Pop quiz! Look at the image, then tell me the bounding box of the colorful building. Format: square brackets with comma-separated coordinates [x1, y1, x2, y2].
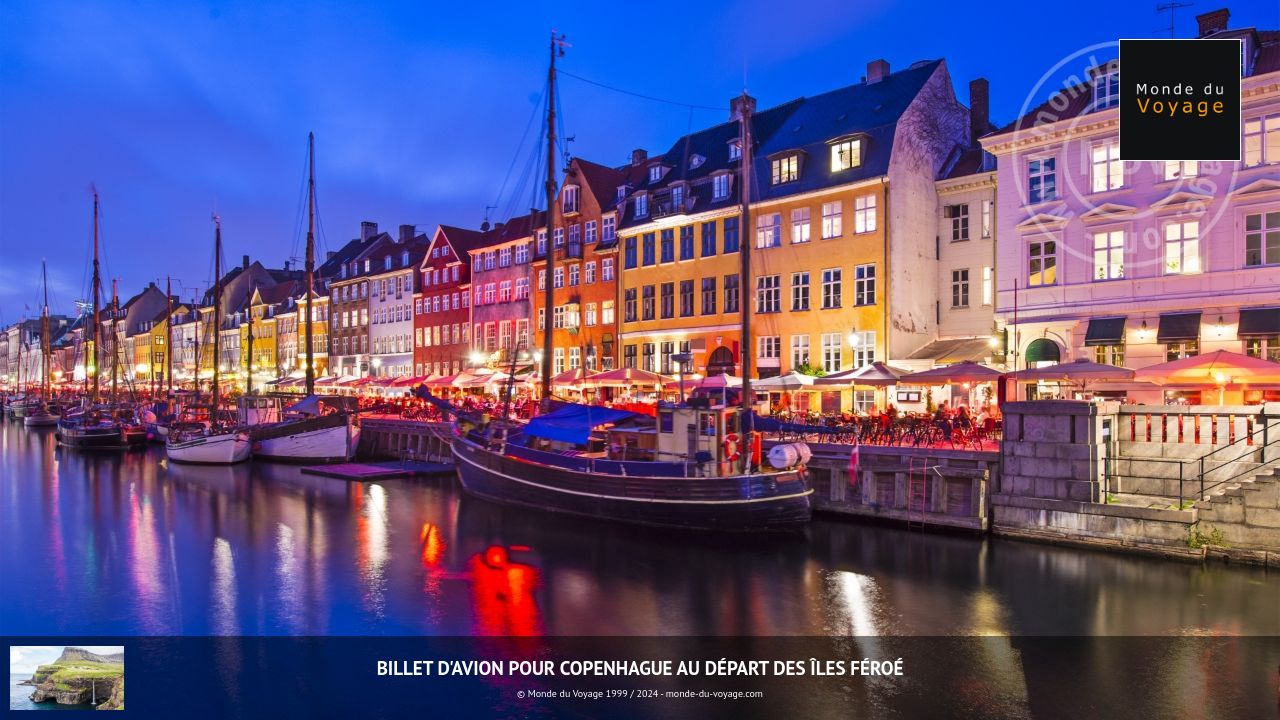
[366, 225, 427, 378]
[468, 212, 542, 369]
[328, 222, 392, 377]
[981, 9, 1280, 403]
[415, 224, 484, 377]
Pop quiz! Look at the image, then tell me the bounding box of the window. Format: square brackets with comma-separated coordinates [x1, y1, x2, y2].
[756, 213, 781, 248]
[1094, 344, 1126, 366]
[724, 217, 740, 253]
[821, 268, 842, 309]
[624, 289, 637, 322]
[758, 336, 780, 361]
[981, 200, 993, 238]
[553, 228, 564, 248]
[1166, 339, 1199, 362]
[602, 216, 616, 242]
[536, 229, 547, 255]
[788, 207, 811, 244]
[585, 220, 597, 244]
[1090, 141, 1124, 192]
[660, 229, 674, 263]
[1092, 71, 1118, 110]
[945, 204, 970, 242]
[821, 333, 842, 373]
[585, 302, 597, 327]
[790, 335, 810, 369]
[641, 343, 655, 371]
[568, 224, 580, 251]
[724, 274, 740, 313]
[642, 285, 655, 320]
[712, 173, 730, 201]
[1092, 230, 1125, 280]
[642, 232, 656, 266]
[1028, 157, 1057, 203]
[584, 261, 596, 284]
[951, 269, 970, 308]
[562, 185, 579, 214]
[499, 247, 511, 267]
[853, 390, 875, 413]
[568, 346, 581, 369]
[660, 282, 674, 319]
[791, 272, 810, 311]
[830, 138, 861, 171]
[537, 269, 546, 290]
[853, 195, 876, 234]
[1245, 211, 1280, 267]
[624, 236, 637, 268]
[701, 277, 717, 315]
[1245, 337, 1280, 362]
[755, 275, 781, 313]
[821, 201, 842, 239]
[634, 194, 648, 218]
[601, 301, 614, 325]
[1244, 114, 1280, 166]
[659, 341, 674, 374]
[553, 267, 564, 289]
[771, 155, 799, 185]
[498, 280, 512, 302]
[1163, 160, 1200, 181]
[982, 266, 994, 306]
[1028, 240, 1057, 286]
[728, 141, 741, 161]
[679, 280, 694, 317]
[568, 264, 579, 287]
[485, 251, 497, 270]
[553, 348, 565, 373]
[1164, 221, 1201, 274]
[850, 331, 875, 368]
[602, 258, 614, 281]
[670, 185, 684, 212]
[624, 344, 636, 368]
[680, 226, 694, 260]
[854, 264, 876, 306]
[648, 165, 662, 183]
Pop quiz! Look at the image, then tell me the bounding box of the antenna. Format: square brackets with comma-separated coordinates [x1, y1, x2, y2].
[1157, 2, 1193, 38]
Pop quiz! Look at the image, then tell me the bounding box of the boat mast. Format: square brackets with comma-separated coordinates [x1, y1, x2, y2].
[91, 192, 101, 404]
[737, 91, 754, 468]
[192, 293, 201, 401]
[110, 278, 119, 404]
[246, 284, 255, 396]
[538, 31, 565, 403]
[213, 216, 223, 419]
[41, 260, 50, 402]
[166, 277, 173, 395]
[304, 132, 316, 396]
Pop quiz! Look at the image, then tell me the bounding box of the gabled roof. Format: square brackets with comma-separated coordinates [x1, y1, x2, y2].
[571, 158, 629, 211]
[433, 224, 492, 258]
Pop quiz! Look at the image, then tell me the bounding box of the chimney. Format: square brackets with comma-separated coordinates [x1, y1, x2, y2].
[969, 78, 990, 145]
[326, 250, 336, 260]
[480, 220, 491, 232]
[284, 260, 291, 271]
[630, 148, 648, 166]
[360, 220, 377, 241]
[729, 94, 756, 121]
[242, 254, 250, 270]
[866, 59, 890, 84]
[1196, 8, 1229, 37]
[398, 224, 415, 243]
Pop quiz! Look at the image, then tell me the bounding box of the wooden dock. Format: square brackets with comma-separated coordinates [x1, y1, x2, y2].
[301, 460, 454, 481]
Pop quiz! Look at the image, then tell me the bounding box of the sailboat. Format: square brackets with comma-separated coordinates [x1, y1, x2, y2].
[166, 216, 250, 464]
[248, 133, 360, 463]
[25, 261, 60, 427]
[420, 35, 812, 531]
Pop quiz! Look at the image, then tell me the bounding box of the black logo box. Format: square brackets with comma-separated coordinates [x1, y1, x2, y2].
[1119, 38, 1242, 162]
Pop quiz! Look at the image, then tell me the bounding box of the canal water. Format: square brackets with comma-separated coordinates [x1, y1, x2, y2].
[3, 422, 1276, 638]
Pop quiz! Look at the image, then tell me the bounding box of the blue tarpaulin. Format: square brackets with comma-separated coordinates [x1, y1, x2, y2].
[524, 404, 639, 445]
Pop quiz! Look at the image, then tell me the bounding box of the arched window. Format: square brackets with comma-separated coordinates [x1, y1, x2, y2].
[1025, 338, 1061, 366]
[706, 346, 735, 375]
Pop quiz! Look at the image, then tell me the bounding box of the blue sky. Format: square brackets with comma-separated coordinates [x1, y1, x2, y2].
[1, 0, 1275, 319]
[9, 646, 124, 673]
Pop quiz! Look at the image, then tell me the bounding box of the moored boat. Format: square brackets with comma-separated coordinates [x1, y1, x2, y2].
[23, 404, 60, 427]
[247, 395, 360, 463]
[166, 425, 251, 464]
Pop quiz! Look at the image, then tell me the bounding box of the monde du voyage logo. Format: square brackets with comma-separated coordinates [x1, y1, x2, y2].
[1119, 38, 1242, 161]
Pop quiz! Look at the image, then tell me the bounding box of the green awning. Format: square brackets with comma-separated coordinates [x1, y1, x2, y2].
[1024, 338, 1061, 364]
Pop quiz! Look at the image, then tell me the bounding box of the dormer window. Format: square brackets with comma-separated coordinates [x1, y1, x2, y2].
[728, 141, 741, 161]
[635, 193, 649, 218]
[1093, 70, 1118, 110]
[363, 259, 371, 273]
[384, 256, 392, 270]
[771, 154, 800, 185]
[689, 154, 705, 170]
[562, 185, 580, 214]
[830, 138, 862, 172]
[648, 165, 663, 184]
[712, 173, 731, 201]
[670, 184, 685, 211]
[401, 251, 409, 267]
[616, 185, 628, 202]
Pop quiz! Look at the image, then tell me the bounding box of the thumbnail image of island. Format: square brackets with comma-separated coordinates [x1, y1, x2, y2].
[9, 646, 123, 711]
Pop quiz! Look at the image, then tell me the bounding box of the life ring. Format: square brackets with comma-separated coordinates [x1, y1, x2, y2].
[722, 433, 742, 462]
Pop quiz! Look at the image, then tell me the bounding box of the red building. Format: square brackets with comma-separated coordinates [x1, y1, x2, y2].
[414, 224, 486, 377]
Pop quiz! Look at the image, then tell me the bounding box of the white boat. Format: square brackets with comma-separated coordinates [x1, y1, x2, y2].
[166, 427, 252, 464]
[24, 406, 59, 427]
[251, 413, 360, 463]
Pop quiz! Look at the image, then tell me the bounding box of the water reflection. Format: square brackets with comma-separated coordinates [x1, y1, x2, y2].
[0, 422, 1277, 639]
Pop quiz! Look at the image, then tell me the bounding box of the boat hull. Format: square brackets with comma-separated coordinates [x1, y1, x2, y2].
[56, 424, 131, 451]
[24, 413, 59, 427]
[166, 432, 251, 464]
[251, 415, 359, 463]
[451, 433, 812, 531]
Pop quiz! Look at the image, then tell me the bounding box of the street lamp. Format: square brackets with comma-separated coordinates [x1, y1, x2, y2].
[672, 351, 693, 404]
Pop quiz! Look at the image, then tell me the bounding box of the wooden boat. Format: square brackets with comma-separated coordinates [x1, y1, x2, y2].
[57, 408, 147, 450]
[23, 404, 60, 427]
[166, 425, 251, 464]
[247, 395, 360, 463]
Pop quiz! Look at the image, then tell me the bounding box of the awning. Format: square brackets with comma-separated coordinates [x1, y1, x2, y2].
[1157, 312, 1201, 343]
[524, 404, 640, 445]
[1238, 308, 1280, 337]
[1084, 317, 1127, 346]
[905, 337, 992, 363]
[1024, 338, 1061, 364]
